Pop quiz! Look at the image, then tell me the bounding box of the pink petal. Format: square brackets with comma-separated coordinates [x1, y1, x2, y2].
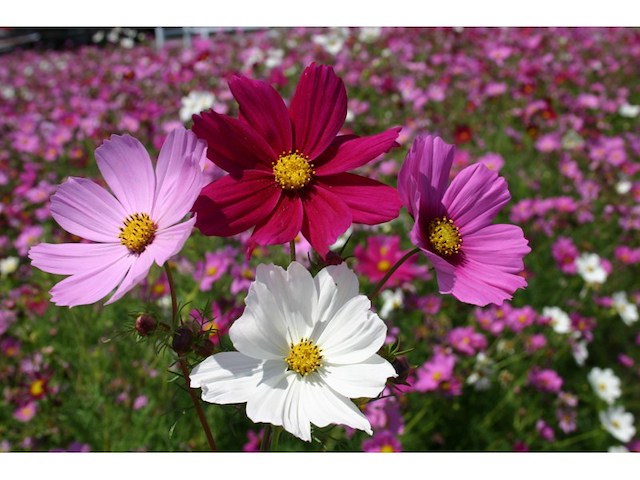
[246, 194, 304, 252]
[148, 216, 197, 266]
[289, 64, 347, 160]
[442, 163, 510, 236]
[105, 250, 156, 305]
[398, 135, 454, 218]
[95, 134, 155, 214]
[50, 177, 127, 243]
[153, 127, 206, 228]
[192, 170, 281, 237]
[48, 254, 135, 307]
[314, 127, 401, 176]
[300, 184, 352, 257]
[316, 173, 401, 225]
[191, 110, 276, 175]
[29, 242, 128, 275]
[423, 249, 456, 294]
[229, 75, 292, 155]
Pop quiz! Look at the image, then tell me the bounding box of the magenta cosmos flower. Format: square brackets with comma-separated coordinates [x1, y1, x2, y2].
[397, 134, 530, 306]
[191, 63, 402, 257]
[29, 127, 205, 307]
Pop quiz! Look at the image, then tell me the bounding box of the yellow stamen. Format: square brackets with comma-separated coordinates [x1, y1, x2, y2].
[29, 379, 45, 397]
[377, 260, 391, 272]
[285, 338, 322, 376]
[428, 216, 462, 257]
[272, 151, 314, 190]
[119, 213, 157, 254]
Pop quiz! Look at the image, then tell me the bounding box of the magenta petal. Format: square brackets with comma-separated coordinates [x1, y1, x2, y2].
[314, 127, 401, 176]
[50, 177, 127, 243]
[48, 255, 135, 307]
[95, 134, 155, 214]
[424, 250, 456, 294]
[300, 184, 352, 257]
[451, 224, 530, 306]
[192, 170, 281, 237]
[150, 216, 197, 266]
[192, 110, 276, 175]
[442, 163, 510, 236]
[398, 134, 454, 219]
[229, 75, 292, 155]
[316, 173, 401, 225]
[247, 194, 304, 252]
[29, 242, 128, 275]
[289, 64, 347, 160]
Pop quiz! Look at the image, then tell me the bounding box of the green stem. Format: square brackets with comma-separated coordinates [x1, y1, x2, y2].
[260, 425, 273, 451]
[369, 247, 421, 299]
[289, 240, 296, 264]
[164, 262, 218, 452]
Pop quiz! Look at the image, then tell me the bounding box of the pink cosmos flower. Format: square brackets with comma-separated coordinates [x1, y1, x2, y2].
[191, 63, 402, 257]
[528, 368, 563, 393]
[29, 127, 205, 307]
[362, 430, 403, 452]
[446, 326, 487, 356]
[398, 135, 530, 306]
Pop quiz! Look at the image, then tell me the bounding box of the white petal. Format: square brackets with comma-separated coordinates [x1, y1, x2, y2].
[313, 262, 360, 326]
[190, 352, 264, 404]
[320, 354, 396, 399]
[302, 377, 372, 435]
[315, 298, 387, 364]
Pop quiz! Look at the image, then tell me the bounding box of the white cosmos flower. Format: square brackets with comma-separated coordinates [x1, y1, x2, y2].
[542, 306, 571, 334]
[0, 256, 19, 277]
[588, 367, 622, 405]
[180, 91, 216, 123]
[575, 252, 608, 285]
[599, 406, 636, 443]
[379, 288, 404, 319]
[190, 261, 396, 442]
[612, 292, 639, 326]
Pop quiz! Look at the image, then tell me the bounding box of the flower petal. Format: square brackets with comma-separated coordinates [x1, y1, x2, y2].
[321, 354, 396, 399]
[398, 134, 453, 218]
[153, 127, 206, 228]
[314, 127, 401, 176]
[148, 216, 196, 266]
[190, 352, 265, 404]
[246, 194, 304, 252]
[314, 297, 387, 364]
[302, 376, 372, 435]
[191, 110, 276, 175]
[104, 250, 156, 305]
[48, 254, 135, 307]
[50, 177, 127, 243]
[443, 163, 510, 236]
[289, 64, 347, 160]
[192, 170, 281, 237]
[300, 184, 352, 257]
[229, 75, 292, 155]
[29, 242, 127, 275]
[95, 134, 156, 214]
[316, 173, 401, 225]
[313, 262, 360, 326]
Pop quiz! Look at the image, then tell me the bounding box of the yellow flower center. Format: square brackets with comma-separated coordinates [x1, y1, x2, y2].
[272, 151, 314, 190]
[285, 338, 322, 376]
[119, 213, 157, 254]
[377, 260, 391, 272]
[207, 266, 218, 276]
[428, 216, 462, 257]
[29, 379, 45, 397]
[380, 445, 395, 453]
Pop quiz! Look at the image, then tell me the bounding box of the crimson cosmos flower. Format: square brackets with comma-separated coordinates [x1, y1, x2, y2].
[191, 63, 402, 257]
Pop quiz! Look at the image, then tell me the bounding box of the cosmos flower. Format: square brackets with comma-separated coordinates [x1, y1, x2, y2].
[191, 63, 401, 257]
[397, 134, 530, 306]
[588, 367, 622, 405]
[190, 262, 396, 442]
[29, 127, 205, 307]
[599, 406, 636, 443]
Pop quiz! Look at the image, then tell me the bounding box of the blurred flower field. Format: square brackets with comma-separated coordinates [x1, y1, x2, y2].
[1, 27, 640, 452]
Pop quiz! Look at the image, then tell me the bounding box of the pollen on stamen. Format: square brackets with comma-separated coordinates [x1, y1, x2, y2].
[119, 213, 157, 254]
[272, 150, 314, 190]
[285, 338, 323, 376]
[428, 216, 462, 257]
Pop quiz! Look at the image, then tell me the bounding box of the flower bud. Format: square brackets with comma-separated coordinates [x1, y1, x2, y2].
[172, 327, 194, 356]
[135, 314, 157, 336]
[390, 356, 411, 385]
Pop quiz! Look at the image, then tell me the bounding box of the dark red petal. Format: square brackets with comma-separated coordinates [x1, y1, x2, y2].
[246, 194, 304, 253]
[314, 127, 401, 176]
[289, 63, 347, 160]
[192, 170, 280, 237]
[300, 184, 352, 257]
[316, 173, 401, 225]
[229, 75, 292, 156]
[191, 110, 276, 175]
